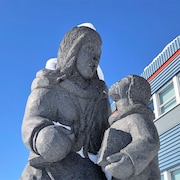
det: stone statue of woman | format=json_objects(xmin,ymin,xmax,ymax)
[{"xmin": 20, "ymin": 23, "xmax": 110, "ymax": 180}]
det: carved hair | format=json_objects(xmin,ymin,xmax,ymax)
[
  {"xmin": 56, "ymin": 26, "xmax": 102, "ymax": 78},
  {"xmin": 109, "ymin": 75, "xmax": 151, "ymax": 105}
]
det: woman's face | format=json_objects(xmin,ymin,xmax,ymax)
[{"xmin": 76, "ymin": 43, "xmax": 101, "ymax": 79}]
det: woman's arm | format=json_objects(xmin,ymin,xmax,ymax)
[{"xmin": 22, "ymin": 88, "xmax": 75, "ymax": 163}]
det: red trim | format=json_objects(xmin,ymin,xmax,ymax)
[
  {"xmin": 112, "ymin": 110, "xmax": 117, "ymax": 114},
  {"xmin": 147, "ymin": 49, "xmax": 180, "ymax": 82}
]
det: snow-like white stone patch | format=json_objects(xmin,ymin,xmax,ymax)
[
  {"xmin": 45, "ymin": 58, "xmax": 105, "ymax": 81},
  {"xmin": 53, "ymin": 121, "xmax": 71, "ymax": 131},
  {"xmin": 77, "ymin": 22, "xmax": 96, "ymax": 31}
]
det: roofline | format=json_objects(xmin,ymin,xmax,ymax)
[
  {"xmin": 141, "ymin": 36, "xmax": 180, "ymax": 80},
  {"xmin": 147, "ymin": 48, "xmax": 180, "ymax": 82}
]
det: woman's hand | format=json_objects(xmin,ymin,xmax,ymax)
[{"xmin": 36, "ymin": 125, "xmax": 75, "ymax": 163}]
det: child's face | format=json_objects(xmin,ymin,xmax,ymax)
[
  {"xmin": 115, "ymin": 98, "xmax": 129, "ymax": 111},
  {"xmin": 110, "ymin": 77, "xmax": 131, "ymax": 101}
]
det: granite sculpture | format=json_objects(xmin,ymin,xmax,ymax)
[
  {"xmin": 98, "ymin": 75, "xmax": 161, "ymax": 180},
  {"xmin": 20, "ymin": 23, "xmax": 111, "ymax": 180}
]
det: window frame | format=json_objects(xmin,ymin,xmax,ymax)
[
  {"xmin": 161, "ymin": 166, "xmax": 180, "ymax": 180},
  {"xmin": 150, "ymin": 74, "xmax": 180, "ymax": 120},
  {"xmin": 170, "ymin": 167, "xmax": 180, "ymax": 180},
  {"xmin": 158, "ymin": 81, "xmax": 176, "ymax": 114}
]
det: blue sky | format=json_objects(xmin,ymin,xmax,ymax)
[{"xmin": 0, "ymin": 0, "xmax": 180, "ymax": 179}]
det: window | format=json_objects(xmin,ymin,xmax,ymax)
[
  {"xmin": 148, "ymin": 99, "xmax": 155, "ymax": 119},
  {"xmin": 161, "ymin": 175, "xmax": 165, "ymax": 180},
  {"xmin": 158, "ymin": 82, "xmax": 176, "ymax": 114},
  {"xmin": 161, "ymin": 167, "xmax": 180, "ymax": 180},
  {"xmin": 111, "ymin": 101, "xmax": 117, "ymax": 113},
  {"xmin": 148, "ymin": 99, "xmax": 154, "ymax": 112},
  {"xmin": 149, "ymin": 74, "xmax": 180, "ymax": 119},
  {"xmin": 171, "ymin": 168, "xmax": 180, "ymax": 180}
]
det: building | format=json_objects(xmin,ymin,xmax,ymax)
[{"xmin": 141, "ymin": 36, "xmax": 180, "ymax": 180}]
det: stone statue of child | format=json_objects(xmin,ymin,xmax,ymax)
[
  {"xmin": 98, "ymin": 75, "xmax": 160, "ymax": 180},
  {"xmin": 20, "ymin": 24, "xmax": 111, "ymax": 180}
]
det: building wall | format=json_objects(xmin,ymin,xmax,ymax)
[
  {"xmin": 148, "ymin": 54, "xmax": 180, "ymax": 94},
  {"xmin": 158, "ymin": 124, "xmax": 180, "ymax": 172},
  {"xmin": 141, "ymin": 36, "xmax": 180, "ymax": 180}
]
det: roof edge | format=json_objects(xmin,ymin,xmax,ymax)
[{"xmin": 141, "ymin": 36, "xmax": 180, "ymax": 79}]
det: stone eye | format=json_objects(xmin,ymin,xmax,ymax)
[{"xmin": 93, "ymin": 57, "xmax": 98, "ymax": 61}]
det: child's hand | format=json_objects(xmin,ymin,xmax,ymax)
[
  {"xmin": 106, "ymin": 152, "xmax": 123, "ymax": 163},
  {"xmin": 105, "ymin": 152, "xmax": 134, "ymax": 179}
]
